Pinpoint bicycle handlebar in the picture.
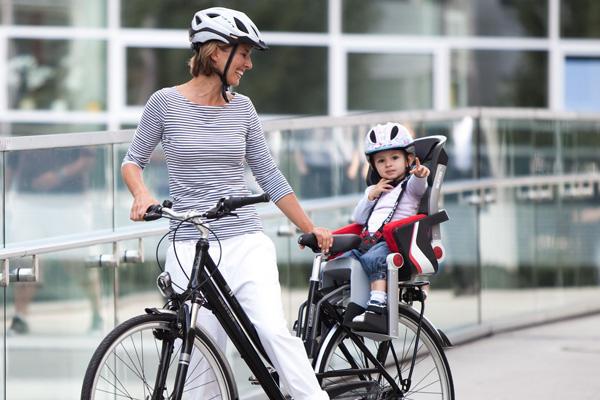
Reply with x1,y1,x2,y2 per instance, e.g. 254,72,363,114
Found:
222,193,270,211
142,193,271,222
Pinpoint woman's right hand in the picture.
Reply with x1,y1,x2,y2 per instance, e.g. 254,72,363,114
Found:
130,192,159,221
368,179,394,201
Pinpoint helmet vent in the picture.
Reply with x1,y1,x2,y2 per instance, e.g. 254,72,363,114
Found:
207,13,219,18
390,125,399,140
195,15,202,25
369,130,376,143
234,17,249,33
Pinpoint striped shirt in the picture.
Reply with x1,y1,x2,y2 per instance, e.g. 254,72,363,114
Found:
123,87,293,241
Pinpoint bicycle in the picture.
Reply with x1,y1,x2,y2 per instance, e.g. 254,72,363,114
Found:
81,134,453,400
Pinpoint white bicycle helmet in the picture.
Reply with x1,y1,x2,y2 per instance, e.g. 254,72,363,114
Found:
364,122,415,156
189,7,267,50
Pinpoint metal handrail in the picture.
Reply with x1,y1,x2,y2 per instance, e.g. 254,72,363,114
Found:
3,107,600,151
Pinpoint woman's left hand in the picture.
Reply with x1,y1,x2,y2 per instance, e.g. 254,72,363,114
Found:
311,226,333,253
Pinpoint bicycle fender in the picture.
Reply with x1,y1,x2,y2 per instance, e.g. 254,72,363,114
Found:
144,307,176,315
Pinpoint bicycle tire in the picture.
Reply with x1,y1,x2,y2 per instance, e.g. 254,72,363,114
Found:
315,305,454,399
81,312,236,400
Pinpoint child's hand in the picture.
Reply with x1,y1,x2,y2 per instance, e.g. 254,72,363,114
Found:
368,179,395,201
410,157,430,178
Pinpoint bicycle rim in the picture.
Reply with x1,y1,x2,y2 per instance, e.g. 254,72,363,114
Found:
316,308,453,400
82,313,235,400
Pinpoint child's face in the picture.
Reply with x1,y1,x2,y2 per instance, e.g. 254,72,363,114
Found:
372,149,412,181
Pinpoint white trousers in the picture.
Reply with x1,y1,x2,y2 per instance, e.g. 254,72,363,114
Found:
166,232,329,400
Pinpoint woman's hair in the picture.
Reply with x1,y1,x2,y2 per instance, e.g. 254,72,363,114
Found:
188,41,228,77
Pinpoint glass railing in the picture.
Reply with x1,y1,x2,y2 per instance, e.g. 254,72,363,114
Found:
1,109,599,399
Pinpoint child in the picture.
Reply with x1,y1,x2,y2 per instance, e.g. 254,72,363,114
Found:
345,122,430,331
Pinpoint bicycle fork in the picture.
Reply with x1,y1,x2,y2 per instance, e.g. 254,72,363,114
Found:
170,297,203,400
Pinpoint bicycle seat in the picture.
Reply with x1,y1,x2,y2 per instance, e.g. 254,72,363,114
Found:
298,233,361,254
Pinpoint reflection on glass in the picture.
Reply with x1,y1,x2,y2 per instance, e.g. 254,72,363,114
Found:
561,0,600,38
348,53,433,112
343,0,547,37
11,0,106,26
559,121,600,175
6,246,115,400
121,0,326,32
451,50,548,107
5,145,112,243
478,118,559,178
281,126,367,199
8,39,107,111
117,237,164,322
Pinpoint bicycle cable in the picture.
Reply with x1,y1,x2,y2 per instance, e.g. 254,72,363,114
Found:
166,214,224,294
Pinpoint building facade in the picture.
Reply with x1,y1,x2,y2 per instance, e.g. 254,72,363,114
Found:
1,0,599,136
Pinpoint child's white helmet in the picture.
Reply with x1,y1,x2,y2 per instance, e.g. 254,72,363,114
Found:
189,7,267,50
364,122,415,156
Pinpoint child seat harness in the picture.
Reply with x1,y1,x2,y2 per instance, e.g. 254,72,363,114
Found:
358,176,409,253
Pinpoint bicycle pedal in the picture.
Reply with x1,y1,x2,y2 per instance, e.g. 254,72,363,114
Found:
248,366,278,385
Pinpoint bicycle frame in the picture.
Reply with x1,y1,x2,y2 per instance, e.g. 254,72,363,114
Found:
165,236,289,400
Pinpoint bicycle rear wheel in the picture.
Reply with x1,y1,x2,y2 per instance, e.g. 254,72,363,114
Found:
315,306,454,399
81,312,236,400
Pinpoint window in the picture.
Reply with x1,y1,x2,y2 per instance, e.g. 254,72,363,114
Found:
343,0,547,37
122,0,327,32
565,57,600,111
348,53,433,111
8,39,107,111
11,0,106,27
451,50,548,107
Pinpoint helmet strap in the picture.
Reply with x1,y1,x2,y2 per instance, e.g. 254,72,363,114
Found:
219,43,239,103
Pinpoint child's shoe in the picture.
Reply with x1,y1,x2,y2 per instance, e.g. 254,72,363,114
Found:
351,300,388,333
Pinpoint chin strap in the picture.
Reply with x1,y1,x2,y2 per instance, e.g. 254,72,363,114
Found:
219,44,239,103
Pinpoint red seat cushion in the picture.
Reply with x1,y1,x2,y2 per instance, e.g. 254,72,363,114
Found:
332,223,363,235
382,214,427,252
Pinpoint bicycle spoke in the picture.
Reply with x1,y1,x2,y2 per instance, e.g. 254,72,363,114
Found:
128,332,148,391
407,366,441,394
94,385,140,399
184,352,208,386
101,361,137,399
185,364,215,387
113,346,154,394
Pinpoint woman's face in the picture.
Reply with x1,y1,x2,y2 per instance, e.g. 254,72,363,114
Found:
214,43,254,87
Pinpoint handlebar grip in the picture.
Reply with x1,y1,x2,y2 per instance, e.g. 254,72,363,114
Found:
223,193,270,210
143,204,163,221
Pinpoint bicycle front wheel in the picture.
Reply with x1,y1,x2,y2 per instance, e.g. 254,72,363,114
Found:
315,306,454,399
81,312,236,400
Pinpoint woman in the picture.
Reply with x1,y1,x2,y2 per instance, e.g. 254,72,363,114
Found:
121,7,331,400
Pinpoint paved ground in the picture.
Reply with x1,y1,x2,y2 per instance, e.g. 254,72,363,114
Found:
4,289,600,399
446,312,600,400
